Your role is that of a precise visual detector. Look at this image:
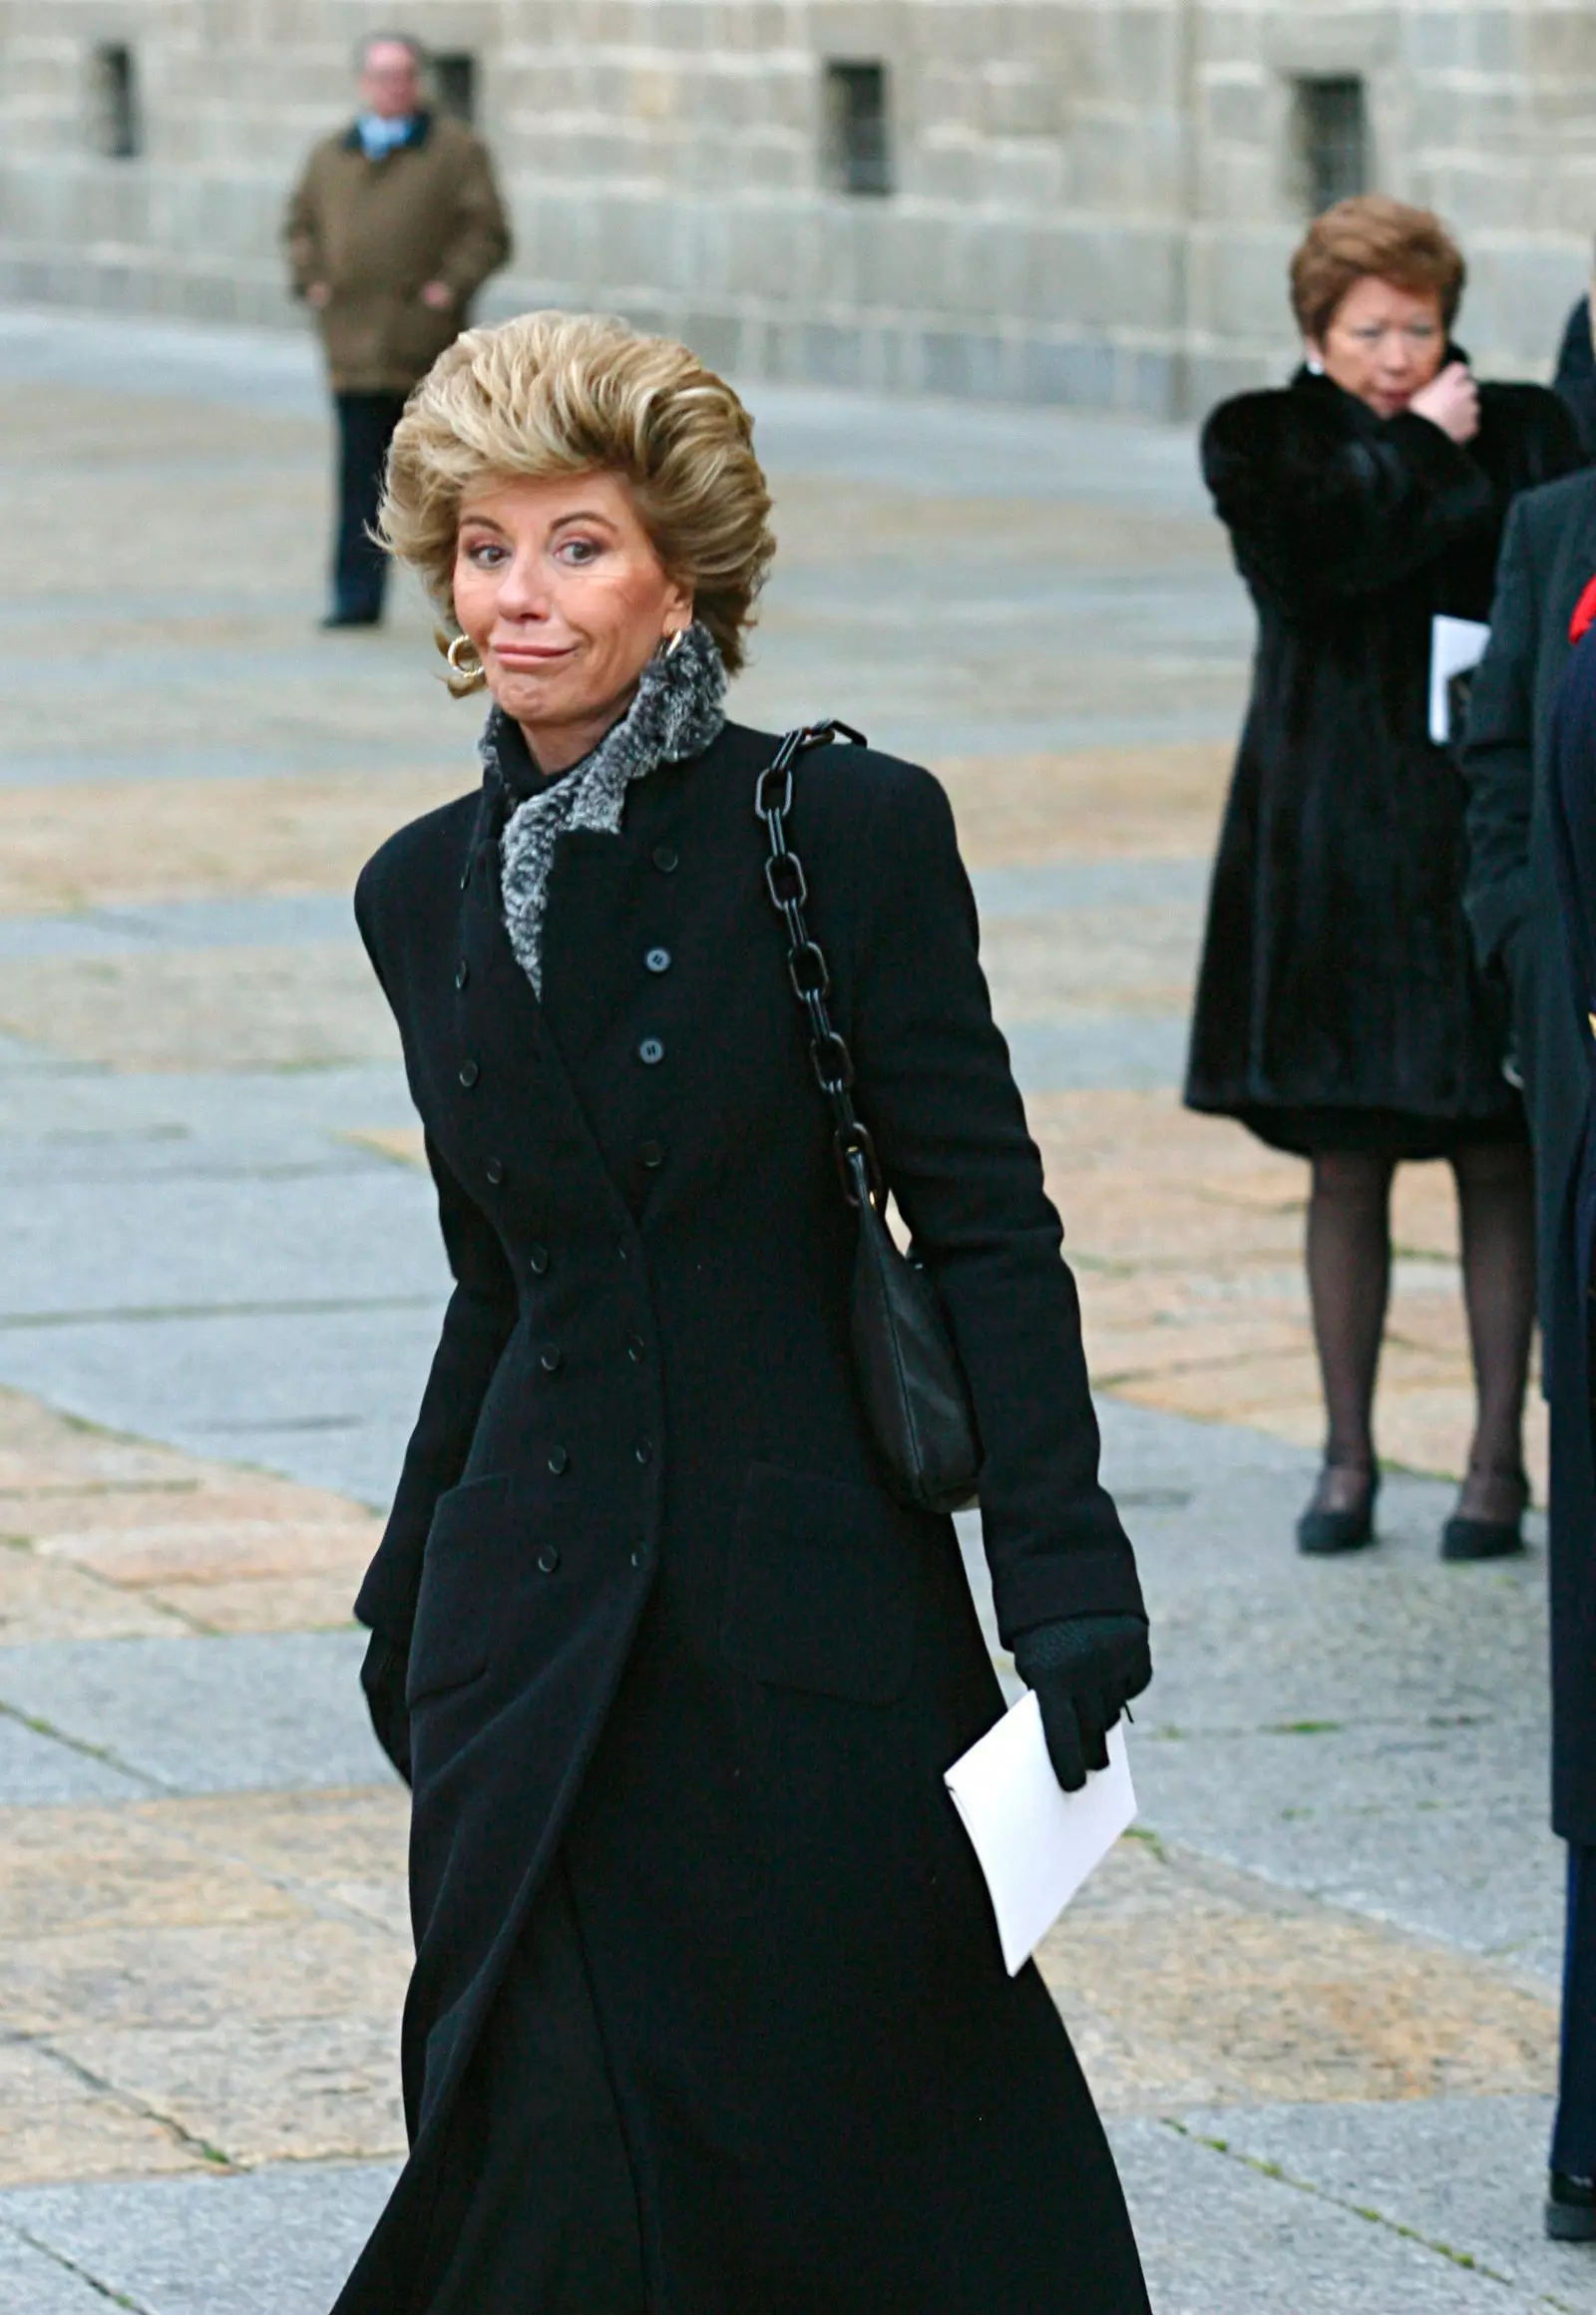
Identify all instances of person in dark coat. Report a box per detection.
[1478,554,1596,2240]
[1553,288,1596,460]
[1186,194,1582,1558]
[332,309,1154,2314]
[283,33,511,629]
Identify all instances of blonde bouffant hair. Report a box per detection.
[380,310,775,684]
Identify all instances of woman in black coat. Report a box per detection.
[1187,195,1582,1557]
[332,310,1153,2313]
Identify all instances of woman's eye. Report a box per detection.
[557,537,601,566]
[463,539,507,567]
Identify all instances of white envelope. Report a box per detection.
[1428,613,1490,744]
[945,1692,1136,1976]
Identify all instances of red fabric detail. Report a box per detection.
[1570,578,1596,645]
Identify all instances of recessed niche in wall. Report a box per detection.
[433,53,477,126]
[1291,75,1368,215]
[89,43,142,160]
[823,61,892,197]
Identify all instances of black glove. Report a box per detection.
[1010,1613,1151,1794]
[359,1625,413,1787]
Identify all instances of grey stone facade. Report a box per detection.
[2,1,1594,415]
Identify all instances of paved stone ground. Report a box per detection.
[0,304,1584,2312]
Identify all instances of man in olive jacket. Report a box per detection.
[284,35,511,626]
[1462,464,1596,2231]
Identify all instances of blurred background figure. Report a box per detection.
[1469,484,1596,2242]
[1185,194,1581,1559]
[283,31,510,629]
[1553,270,1596,460]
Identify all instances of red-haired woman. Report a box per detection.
[1187,195,1581,1557]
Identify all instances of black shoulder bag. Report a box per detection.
[756,723,982,1515]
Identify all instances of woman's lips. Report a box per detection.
[492,641,577,667]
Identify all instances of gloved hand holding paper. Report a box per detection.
[945,1691,1136,1976]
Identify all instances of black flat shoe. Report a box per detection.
[1441,1465,1529,1562]
[320,608,382,629]
[1546,2169,1596,2241]
[1297,1463,1379,1556]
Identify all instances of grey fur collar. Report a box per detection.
[494,622,725,997]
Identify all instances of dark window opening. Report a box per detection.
[433,53,477,126]
[90,43,141,160]
[1291,76,1368,214]
[823,61,892,197]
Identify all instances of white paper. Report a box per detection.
[1428,614,1490,744]
[945,1692,1136,1976]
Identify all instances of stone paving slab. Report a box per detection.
[0,1714,147,1806]
[0,2224,124,2315]
[0,2160,401,2315]
[1182,2098,1596,2311]
[1109,2119,1559,2315]
[1044,1837,1553,2111]
[0,1635,391,1795]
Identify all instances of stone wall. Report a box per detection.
[1,0,1593,415]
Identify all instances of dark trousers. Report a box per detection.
[331,391,407,620]
[1554,1842,1596,2177]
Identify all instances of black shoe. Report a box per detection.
[1297,1463,1379,1556]
[1546,2169,1596,2241]
[1441,1465,1528,1562]
[320,607,382,629]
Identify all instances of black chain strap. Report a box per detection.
[754,721,877,1207]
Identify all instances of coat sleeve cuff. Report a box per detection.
[1465,871,1531,971]
[992,1544,1147,1645]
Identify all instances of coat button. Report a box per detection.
[638,1036,664,1066]
[626,1333,645,1362]
[548,1445,570,1475]
[528,1242,550,1276]
[539,1344,563,1373]
[630,1544,649,1568]
[459,1058,480,1088]
[456,961,470,990]
[485,1156,505,1186]
[652,844,678,874]
[645,947,671,973]
[537,1544,561,1574]
[635,1439,653,1465]
[639,1138,665,1170]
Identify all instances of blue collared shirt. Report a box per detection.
[356,112,415,161]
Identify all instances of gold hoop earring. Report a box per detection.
[663,627,686,658]
[445,632,486,692]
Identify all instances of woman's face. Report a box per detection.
[1308,276,1447,418]
[453,470,692,770]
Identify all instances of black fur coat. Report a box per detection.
[1185,363,1581,1154]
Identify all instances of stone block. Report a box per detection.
[982,62,1061,140]
[1022,331,1120,409]
[795,318,867,388]
[923,326,1018,400]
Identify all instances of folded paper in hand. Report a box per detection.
[944,1691,1136,1976]
[1429,614,1490,745]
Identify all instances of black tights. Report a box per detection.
[1305,1142,1536,1482]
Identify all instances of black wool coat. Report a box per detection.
[336,717,1150,2313]
[1186,363,1580,1153]
[1463,468,1596,1845]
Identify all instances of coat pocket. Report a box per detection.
[406,1473,509,1706]
[720,1461,922,1705]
